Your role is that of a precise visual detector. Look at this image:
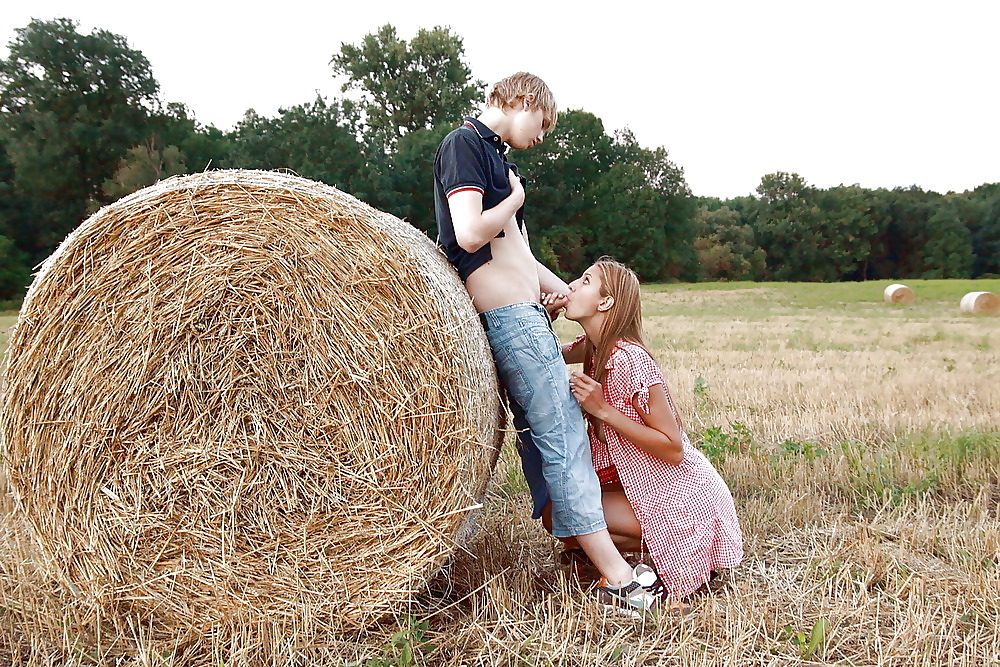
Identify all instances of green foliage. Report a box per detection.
[228,96,365,193]
[697,421,754,465]
[0,234,31,299]
[0,146,32,291]
[496,438,529,498]
[367,125,450,234]
[1,17,997,285]
[331,25,484,151]
[103,141,187,199]
[921,203,974,278]
[0,18,160,261]
[694,204,766,281]
[515,109,616,275]
[692,374,712,416]
[361,615,436,666]
[780,617,830,660]
[586,162,673,278]
[518,116,695,280]
[151,102,232,174]
[719,178,995,282]
[838,431,1000,508]
[747,173,882,281]
[765,437,829,478]
[969,194,1000,277]
[777,439,828,461]
[814,185,882,281]
[748,172,822,280]
[699,427,738,464]
[869,186,945,279]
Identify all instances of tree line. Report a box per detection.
[1,19,997,300]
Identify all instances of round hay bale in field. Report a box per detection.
[883,283,915,304]
[0,170,502,636]
[960,291,1000,315]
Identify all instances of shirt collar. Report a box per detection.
[463,117,507,156]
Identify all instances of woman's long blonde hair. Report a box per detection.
[582,257,647,385]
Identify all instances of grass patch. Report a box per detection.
[3,281,999,665]
[0,311,18,352]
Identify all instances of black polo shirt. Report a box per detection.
[433,117,525,281]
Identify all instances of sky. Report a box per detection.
[2,0,999,200]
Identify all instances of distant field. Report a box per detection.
[2,280,998,665]
[0,312,16,353]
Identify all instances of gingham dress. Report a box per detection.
[569,337,744,597]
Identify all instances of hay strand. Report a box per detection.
[0,170,503,649]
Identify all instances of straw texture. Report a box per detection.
[883,283,915,304]
[0,170,502,641]
[960,290,1000,315]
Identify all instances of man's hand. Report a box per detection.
[541,291,568,320]
[508,169,525,208]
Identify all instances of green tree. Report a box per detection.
[694,204,766,281]
[331,24,484,150]
[0,234,30,299]
[973,195,1000,277]
[813,185,882,281]
[750,172,825,280]
[871,187,942,278]
[615,135,698,280]
[0,140,31,298]
[515,114,696,280]
[756,171,811,206]
[748,174,882,281]
[959,184,1000,277]
[103,141,187,199]
[152,102,233,174]
[584,162,674,279]
[0,18,160,261]
[228,96,366,194]
[921,203,973,278]
[372,125,451,235]
[515,110,616,275]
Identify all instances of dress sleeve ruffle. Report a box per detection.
[609,344,665,414]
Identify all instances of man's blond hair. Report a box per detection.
[487,72,558,131]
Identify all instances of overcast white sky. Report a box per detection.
[3,0,998,199]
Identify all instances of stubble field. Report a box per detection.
[1,279,998,665]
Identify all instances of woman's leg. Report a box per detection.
[601,490,643,551]
[543,492,643,553]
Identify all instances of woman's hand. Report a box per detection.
[541,291,567,320]
[569,370,608,419]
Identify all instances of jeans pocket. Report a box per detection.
[521,320,561,364]
[493,342,535,403]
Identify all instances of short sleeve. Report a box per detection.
[609,344,664,414]
[435,130,488,199]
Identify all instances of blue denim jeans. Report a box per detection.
[480,302,606,538]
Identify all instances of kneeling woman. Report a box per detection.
[546,258,744,603]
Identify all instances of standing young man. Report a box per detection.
[433,72,660,615]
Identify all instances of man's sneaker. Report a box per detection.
[596,564,663,618]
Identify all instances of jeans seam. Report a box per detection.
[484,304,606,537]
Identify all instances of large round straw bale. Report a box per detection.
[883,283,915,304]
[0,170,502,636]
[960,291,1000,315]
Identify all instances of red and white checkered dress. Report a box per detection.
[569,336,744,598]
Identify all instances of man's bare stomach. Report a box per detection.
[464,238,539,314]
